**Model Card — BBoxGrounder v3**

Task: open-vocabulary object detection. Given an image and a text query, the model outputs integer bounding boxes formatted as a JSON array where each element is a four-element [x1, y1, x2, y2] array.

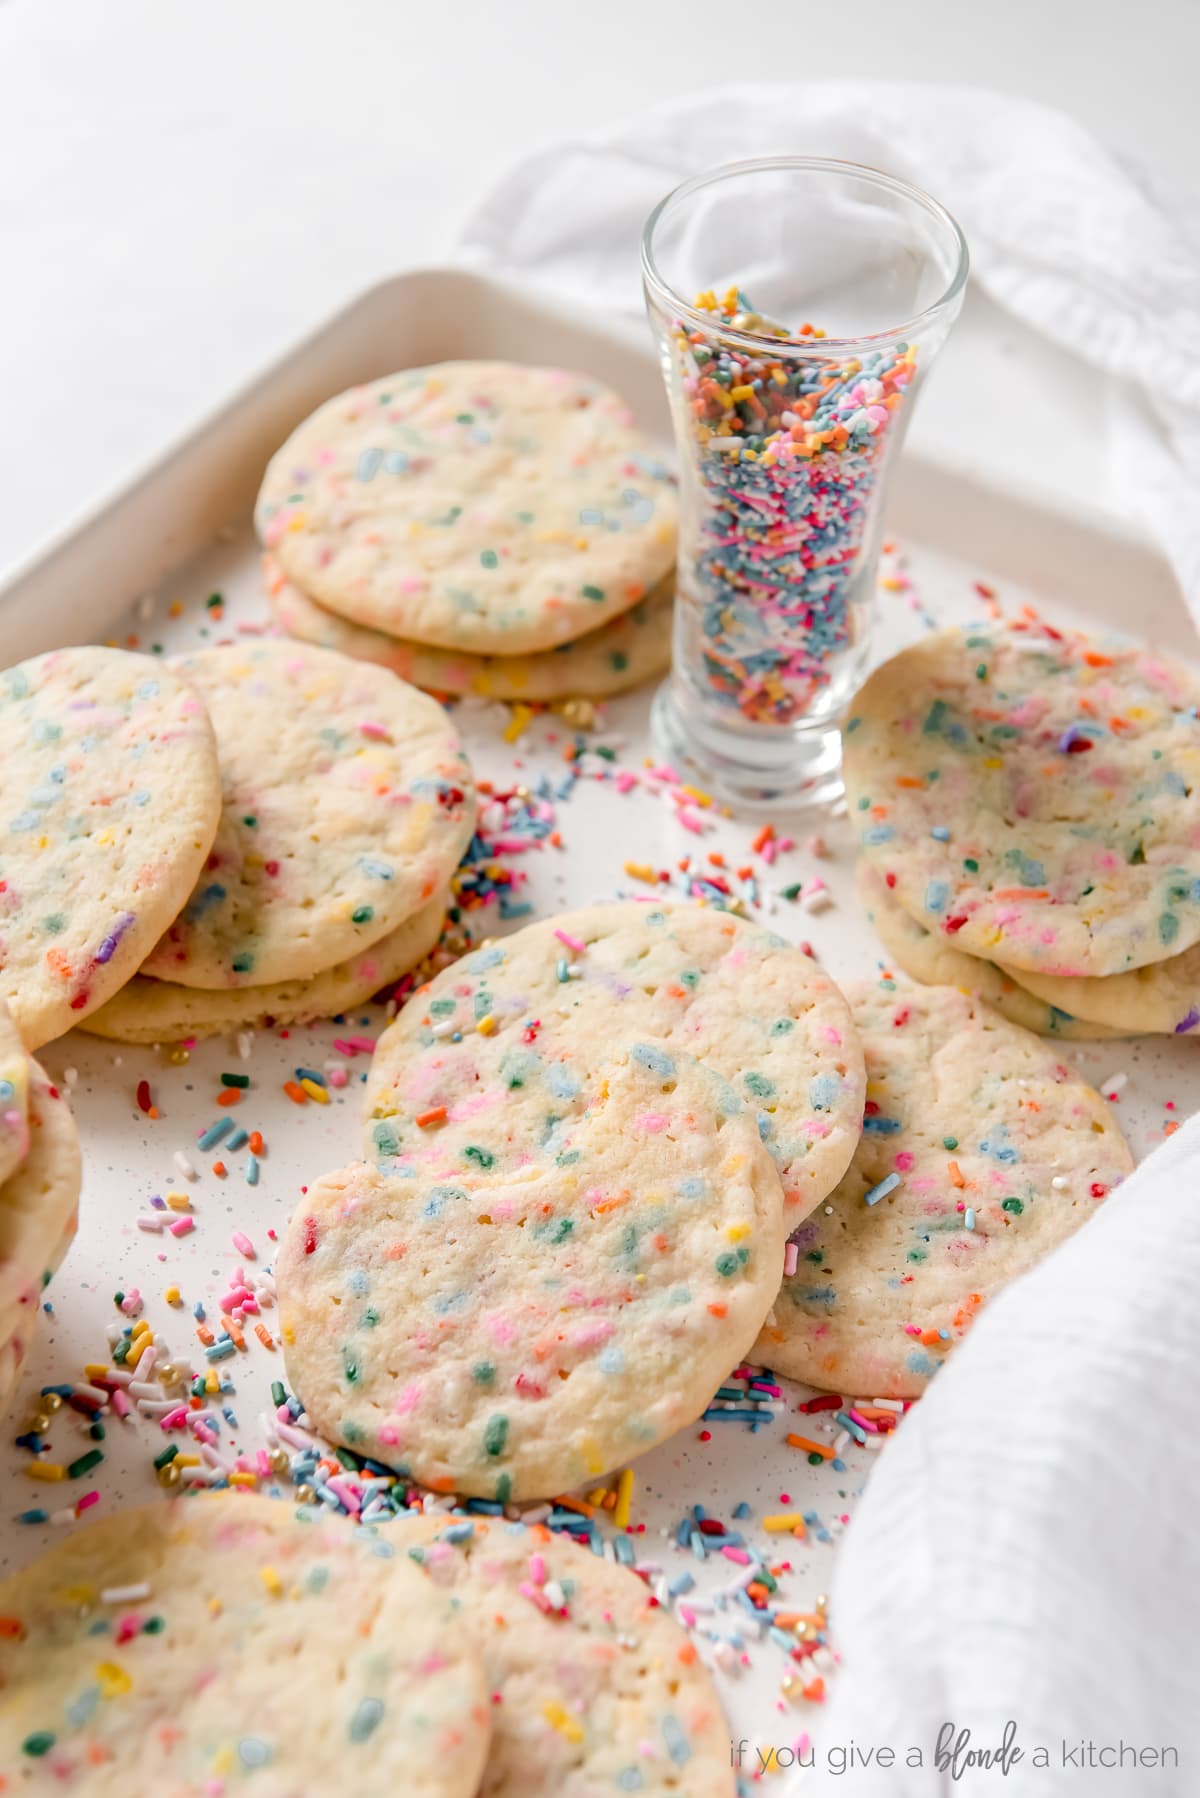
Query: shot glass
[[643, 156, 968, 806]]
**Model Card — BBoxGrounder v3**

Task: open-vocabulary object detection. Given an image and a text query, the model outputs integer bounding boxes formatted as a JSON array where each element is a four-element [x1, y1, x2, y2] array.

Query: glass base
[[651, 678, 845, 811]]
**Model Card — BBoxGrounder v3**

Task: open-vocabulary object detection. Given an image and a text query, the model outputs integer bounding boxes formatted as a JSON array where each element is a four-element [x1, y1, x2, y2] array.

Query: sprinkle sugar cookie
[[0, 997, 31, 1189], [362, 901, 865, 1218], [280, 1048, 787, 1499], [397, 1514, 736, 1798], [856, 862, 1122, 1041], [81, 891, 447, 1044], [266, 556, 674, 701], [754, 977, 1134, 1398], [0, 647, 222, 1047], [140, 642, 474, 989], [997, 947, 1200, 1037], [255, 362, 678, 656], [0, 1056, 81, 1419], [0, 1494, 492, 1794], [844, 623, 1200, 978]]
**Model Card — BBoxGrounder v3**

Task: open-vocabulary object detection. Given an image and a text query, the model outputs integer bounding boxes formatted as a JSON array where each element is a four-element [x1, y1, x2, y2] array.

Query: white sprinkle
[[50, 1507, 79, 1526], [871, 1397, 904, 1412], [61, 1066, 78, 1089], [134, 1399, 177, 1418], [127, 1380, 162, 1400], [237, 1032, 253, 1061], [173, 1150, 197, 1181], [101, 1581, 151, 1604], [833, 1429, 851, 1455], [1051, 1175, 1069, 1190], [180, 1465, 223, 1485], [1101, 1071, 1128, 1096], [544, 1579, 566, 1610], [137, 1214, 165, 1233]]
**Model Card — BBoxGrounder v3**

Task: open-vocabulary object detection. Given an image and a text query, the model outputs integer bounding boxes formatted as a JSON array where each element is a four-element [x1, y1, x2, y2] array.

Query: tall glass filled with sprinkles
[[643, 157, 967, 806]]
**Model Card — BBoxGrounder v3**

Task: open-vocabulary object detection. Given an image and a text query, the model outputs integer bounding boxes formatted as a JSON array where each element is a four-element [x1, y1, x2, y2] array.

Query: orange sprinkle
[[894, 775, 925, 788], [919, 1329, 944, 1347], [677, 1640, 698, 1666], [707, 1302, 728, 1319], [0, 1617, 23, 1639], [196, 1325, 215, 1347], [415, 1107, 447, 1129], [221, 1317, 245, 1350], [786, 1434, 835, 1459], [248, 1132, 264, 1155], [551, 1494, 595, 1519], [993, 887, 1049, 900], [1083, 651, 1114, 667], [283, 1082, 308, 1105], [211, 1161, 227, 1179], [216, 1088, 242, 1108], [947, 1159, 965, 1188], [254, 1323, 275, 1350]]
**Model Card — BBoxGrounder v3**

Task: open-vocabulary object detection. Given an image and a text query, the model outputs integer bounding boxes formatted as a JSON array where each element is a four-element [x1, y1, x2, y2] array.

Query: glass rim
[[641, 154, 970, 353]]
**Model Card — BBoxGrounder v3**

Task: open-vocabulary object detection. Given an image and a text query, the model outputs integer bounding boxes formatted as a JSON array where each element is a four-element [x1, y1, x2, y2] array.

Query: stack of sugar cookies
[[0, 1493, 738, 1794], [277, 901, 867, 1499], [845, 619, 1200, 1040], [0, 997, 81, 1421], [82, 640, 476, 1043], [255, 360, 678, 702]]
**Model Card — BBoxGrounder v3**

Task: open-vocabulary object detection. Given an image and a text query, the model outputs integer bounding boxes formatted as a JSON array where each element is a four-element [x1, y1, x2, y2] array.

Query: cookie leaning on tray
[[255, 360, 679, 684], [276, 901, 866, 1498]]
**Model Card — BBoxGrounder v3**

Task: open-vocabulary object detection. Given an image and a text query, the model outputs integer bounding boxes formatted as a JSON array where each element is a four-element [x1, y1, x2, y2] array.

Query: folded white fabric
[[800, 1107, 1200, 1795], [459, 81, 1200, 623]]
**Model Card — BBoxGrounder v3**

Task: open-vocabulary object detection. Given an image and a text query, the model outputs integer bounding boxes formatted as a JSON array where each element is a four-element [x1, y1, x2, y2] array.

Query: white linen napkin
[[458, 81, 1200, 623]]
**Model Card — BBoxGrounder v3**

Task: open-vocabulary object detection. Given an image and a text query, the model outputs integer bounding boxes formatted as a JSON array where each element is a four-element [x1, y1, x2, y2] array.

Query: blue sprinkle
[[924, 879, 949, 913], [864, 1172, 901, 1206]]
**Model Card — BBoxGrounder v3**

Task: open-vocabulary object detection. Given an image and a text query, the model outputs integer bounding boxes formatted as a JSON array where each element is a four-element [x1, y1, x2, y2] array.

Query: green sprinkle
[[483, 1415, 509, 1457], [582, 584, 605, 601], [142, 1615, 166, 1634], [41, 913, 64, 935], [975, 662, 987, 679], [743, 1071, 775, 1099], [343, 1350, 361, 1384], [715, 1252, 740, 1277], [473, 1362, 495, 1386], [221, 1073, 250, 1089], [271, 1381, 286, 1409], [350, 1698, 384, 1743], [372, 1122, 400, 1156], [942, 1137, 958, 1150], [154, 1445, 179, 1470], [67, 1449, 104, 1480], [1001, 1197, 1024, 1215], [89, 1421, 105, 1441], [242, 815, 258, 828], [352, 906, 375, 925], [231, 953, 254, 975], [495, 1473, 513, 1503], [359, 1307, 379, 1329], [480, 549, 499, 570], [463, 1145, 494, 1169], [781, 883, 803, 900], [23, 1733, 56, 1758], [963, 858, 979, 873]]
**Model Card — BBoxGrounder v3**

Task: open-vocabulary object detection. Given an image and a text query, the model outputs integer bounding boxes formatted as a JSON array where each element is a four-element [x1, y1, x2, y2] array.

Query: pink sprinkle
[[111, 1390, 131, 1419], [528, 1553, 547, 1586], [327, 1066, 349, 1089], [359, 721, 391, 740], [255, 1449, 272, 1477], [554, 929, 586, 954], [169, 1217, 194, 1238], [678, 1604, 696, 1627], [75, 1490, 100, 1513], [784, 1242, 799, 1276], [519, 1580, 554, 1613], [159, 1406, 188, 1431], [847, 1407, 879, 1433], [676, 808, 705, 834], [721, 1546, 751, 1565], [615, 771, 638, 794], [119, 1288, 143, 1316], [232, 1231, 255, 1259]]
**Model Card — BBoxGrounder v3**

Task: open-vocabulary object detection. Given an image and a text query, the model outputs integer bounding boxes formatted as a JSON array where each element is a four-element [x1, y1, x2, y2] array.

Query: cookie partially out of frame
[[0, 1056, 81, 1420], [255, 361, 677, 656], [397, 1513, 736, 1798], [0, 1494, 492, 1794], [844, 622, 1200, 978]]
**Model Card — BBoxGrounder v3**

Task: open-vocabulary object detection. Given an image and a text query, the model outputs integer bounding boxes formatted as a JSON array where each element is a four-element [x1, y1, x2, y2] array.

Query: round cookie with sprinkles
[[255, 362, 678, 656], [844, 622, 1200, 978], [754, 976, 1134, 1398], [0, 1494, 492, 1793], [996, 946, 1200, 1037], [857, 862, 1122, 1041], [0, 647, 221, 1047], [82, 891, 448, 1044], [279, 1047, 787, 1499], [266, 556, 674, 701], [0, 1056, 81, 1419], [140, 641, 474, 988], [362, 901, 864, 1220], [0, 997, 32, 1188], [396, 1513, 735, 1798]]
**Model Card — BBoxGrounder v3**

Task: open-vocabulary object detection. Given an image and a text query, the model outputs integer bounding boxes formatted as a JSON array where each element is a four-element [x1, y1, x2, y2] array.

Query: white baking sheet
[[1, 272, 1195, 1772]]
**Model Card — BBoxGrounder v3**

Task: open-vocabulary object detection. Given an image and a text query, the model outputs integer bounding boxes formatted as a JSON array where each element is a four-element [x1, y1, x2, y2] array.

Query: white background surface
[[2, 0, 1199, 579]]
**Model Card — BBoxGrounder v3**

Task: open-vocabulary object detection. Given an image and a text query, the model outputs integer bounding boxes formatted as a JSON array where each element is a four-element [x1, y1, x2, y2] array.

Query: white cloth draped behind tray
[[458, 81, 1200, 627], [794, 1108, 1200, 1795]]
